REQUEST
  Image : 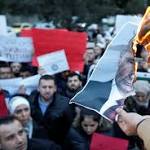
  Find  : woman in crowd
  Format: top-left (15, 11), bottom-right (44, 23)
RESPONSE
top-left (8, 94), bottom-right (48, 139)
top-left (73, 108), bottom-right (113, 149)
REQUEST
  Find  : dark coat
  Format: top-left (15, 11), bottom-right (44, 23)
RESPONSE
top-left (62, 127), bottom-right (88, 150)
top-left (27, 138), bottom-right (61, 150)
top-left (32, 119), bottom-right (49, 139)
top-left (30, 91), bottom-right (75, 145)
top-left (63, 87), bottom-right (82, 99)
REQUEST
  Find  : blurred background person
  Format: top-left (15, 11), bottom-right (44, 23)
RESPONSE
top-left (10, 62), bottom-right (22, 77)
top-left (125, 80), bottom-right (150, 115)
top-left (0, 61), bottom-right (14, 79)
top-left (64, 72), bottom-right (83, 99)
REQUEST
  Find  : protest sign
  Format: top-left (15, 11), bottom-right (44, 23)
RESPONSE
top-left (21, 29), bottom-right (87, 72)
top-left (70, 22), bottom-right (137, 122)
top-left (0, 75), bottom-right (41, 95)
top-left (0, 78), bottom-right (22, 95)
top-left (0, 36), bottom-right (33, 62)
top-left (20, 29), bottom-right (33, 37)
top-left (20, 74), bottom-right (40, 95)
top-left (90, 133), bottom-right (128, 150)
top-left (37, 50), bottom-right (69, 75)
top-left (0, 15), bottom-right (7, 35)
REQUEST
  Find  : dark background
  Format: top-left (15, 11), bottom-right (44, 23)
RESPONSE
top-left (0, 0), bottom-right (149, 27)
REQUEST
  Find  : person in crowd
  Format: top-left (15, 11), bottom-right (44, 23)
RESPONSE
top-left (10, 62), bottom-right (22, 77)
top-left (125, 80), bottom-right (150, 115)
top-left (136, 46), bottom-right (149, 72)
top-left (96, 33), bottom-right (106, 49)
top-left (0, 115), bottom-right (61, 150)
top-left (83, 47), bottom-right (95, 66)
top-left (64, 72), bottom-right (83, 99)
top-left (116, 108), bottom-right (150, 150)
top-left (83, 48), bottom-right (96, 80)
top-left (73, 108), bottom-right (113, 150)
top-left (8, 95), bottom-right (49, 139)
top-left (123, 80), bottom-right (150, 149)
top-left (0, 64), bottom-right (10, 117)
top-left (55, 71), bottom-right (70, 95)
top-left (19, 65), bottom-right (33, 79)
top-left (62, 127), bottom-right (88, 150)
top-left (94, 43), bottom-right (104, 60)
top-left (0, 61), bottom-right (14, 79)
top-left (30, 74), bottom-right (75, 145)
top-left (64, 72), bottom-right (84, 129)
top-left (87, 58), bottom-right (99, 79)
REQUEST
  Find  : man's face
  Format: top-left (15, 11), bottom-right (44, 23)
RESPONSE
top-left (10, 63), bottom-right (22, 74)
top-left (85, 49), bottom-right (95, 62)
top-left (14, 105), bottom-right (31, 125)
top-left (134, 92), bottom-right (149, 108)
top-left (0, 120), bottom-right (27, 150)
top-left (0, 67), bottom-right (13, 79)
top-left (20, 71), bottom-right (31, 79)
top-left (38, 79), bottom-right (56, 101)
top-left (115, 50), bottom-right (135, 94)
top-left (94, 46), bottom-right (103, 56)
top-left (67, 76), bottom-right (82, 91)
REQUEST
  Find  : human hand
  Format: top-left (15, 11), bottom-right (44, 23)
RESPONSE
top-left (115, 108), bottom-right (144, 135)
top-left (18, 85), bottom-right (26, 94)
top-left (38, 67), bottom-right (47, 75)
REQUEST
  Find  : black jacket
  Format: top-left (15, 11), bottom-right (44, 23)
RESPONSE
top-left (32, 119), bottom-right (49, 139)
top-left (27, 138), bottom-right (61, 150)
top-left (62, 127), bottom-right (88, 150)
top-left (63, 87), bottom-right (82, 99)
top-left (30, 91), bottom-right (75, 145)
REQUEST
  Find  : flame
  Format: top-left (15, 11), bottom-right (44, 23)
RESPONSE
top-left (135, 7), bottom-right (150, 52)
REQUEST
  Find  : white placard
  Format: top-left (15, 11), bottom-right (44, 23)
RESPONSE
top-left (0, 15), bottom-right (7, 35)
top-left (20, 74), bottom-right (41, 94)
top-left (0, 78), bottom-right (22, 95)
top-left (0, 75), bottom-right (41, 95)
top-left (37, 50), bottom-right (69, 75)
top-left (0, 36), bottom-right (33, 62)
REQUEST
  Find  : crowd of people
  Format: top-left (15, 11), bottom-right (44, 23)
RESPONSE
top-left (0, 18), bottom-right (150, 150)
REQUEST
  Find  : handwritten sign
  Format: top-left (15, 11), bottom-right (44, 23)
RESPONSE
top-left (0, 78), bottom-right (22, 95)
top-left (0, 15), bottom-right (7, 35)
top-left (0, 36), bottom-right (33, 62)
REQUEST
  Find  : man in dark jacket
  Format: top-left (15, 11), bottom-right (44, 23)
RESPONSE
top-left (64, 72), bottom-right (83, 99)
top-left (30, 75), bottom-right (75, 145)
top-left (0, 115), bottom-right (61, 150)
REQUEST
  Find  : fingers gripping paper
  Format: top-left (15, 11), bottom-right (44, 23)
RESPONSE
top-left (70, 23), bottom-right (138, 122)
